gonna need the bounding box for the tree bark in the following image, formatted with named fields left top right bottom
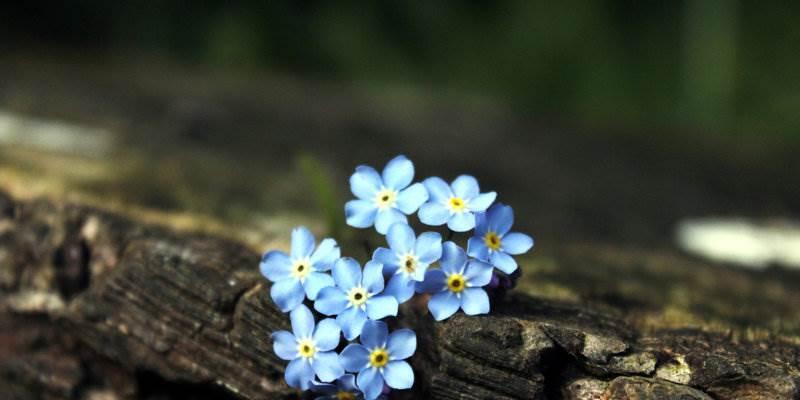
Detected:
left=1, top=191, right=798, bottom=399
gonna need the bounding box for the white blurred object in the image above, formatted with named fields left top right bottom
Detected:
left=675, top=218, right=800, bottom=269
left=0, top=110, right=115, bottom=157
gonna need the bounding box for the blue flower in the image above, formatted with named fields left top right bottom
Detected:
left=419, top=242, right=493, bottom=321
left=271, top=305, right=344, bottom=390
left=260, top=227, right=340, bottom=312
left=314, top=258, right=399, bottom=340
left=310, top=374, right=364, bottom=400
left=344, top=155, right=429, bottom=234
left=339, top=320, right=416, bottom=400
left=467, top=203, right=534, bottom=274
left=372, top=223, right=442, bottom=303
left=418, top=175, right=496, bottom=232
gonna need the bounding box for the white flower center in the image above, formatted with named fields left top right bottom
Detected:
left=397, top=253, right=419, bottom=276
left=297, top=338, right=317, bottom=360
left=347, top=286, right=370, bottom=308
left=290, top=257, right=313, bottom=281
left=374, top=188, right=398, bottom=211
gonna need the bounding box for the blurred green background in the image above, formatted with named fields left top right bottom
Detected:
left=2, top=0, right=800, bottom=338
left=1, top=0, right=798, bottom=252
left=5, top=1, right=800, bottom=137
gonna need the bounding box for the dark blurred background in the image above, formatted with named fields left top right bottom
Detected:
left=0, top=1, right=798, bottom=254
left=6, top=1, right=800, bottom=134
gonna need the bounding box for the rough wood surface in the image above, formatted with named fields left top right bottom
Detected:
left=1, top=190, right=799, bottom=399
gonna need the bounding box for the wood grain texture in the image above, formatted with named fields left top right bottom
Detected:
left=1, top=190, right=798, bottom=399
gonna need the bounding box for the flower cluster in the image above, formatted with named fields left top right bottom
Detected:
left=259, top=155, right=534, bottom=399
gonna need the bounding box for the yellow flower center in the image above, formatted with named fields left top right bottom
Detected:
left=447, top=196, right=467, bottom=213
left=374, top=188, right=398, bottom=210
left=297, top=338, right=316, bottom=359
left=447, top=273, right=466, bottom=293
left=483, top=231, right=502, bottom=251
left=290, top=258, right=312, bottom=280
left=400, top=254, right=418, bottom=274
left=347, top=287, right=369, bottom=307
left=369, top=348, right=389, bottom=368
left=336, top=392, right=356, bottom=400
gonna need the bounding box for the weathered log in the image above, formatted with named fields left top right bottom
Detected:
left=1, top=190, right=799, bottom=399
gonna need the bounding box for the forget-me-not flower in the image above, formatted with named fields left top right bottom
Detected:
left=345, top=155, right=429, bottom=234
left=314, top=258, right=399, bottom=340
left=418, top=175, right=496, bottom=232
left=271, top=305, right=344, bottom=390
left=419, top=241, right=493, bottom=320
left=372, top=223, right=442, bottom=303
left=467, top=203, right=534, bottom=274
left=260, top=227, right=340, bottom=312
left=309, top=374, right=364, bottom=400
left=339, top=320, right=416, bottom=400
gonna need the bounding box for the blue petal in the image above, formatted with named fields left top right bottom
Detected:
left=414, top=231, right=442, bottom=264
left=374, top=208, right=407, bottom=235
left=502, top=232, right=534, bottom=255
left=291, top=227, right=316, bottom=259
left=382, top=361, right=414, bottom=390
left=428, top=291, right=460, bottom=321
left=467, top=192, right=497, bottom=212
left=439, top=241, right=467, bottom=274
left=466, top=236, right=490, bottom=261
left=362, top=260, right=385, bottom=294
left=386, top=329, right=416, bottom=360
left=461, top=288, right=490, bottom=315
left=291, top=304, right=316, bottom=339
left=465, top=260, right=494, bottom=287
left=339, top=344, right=369, bottom=372
left=339, top=374, right=358, bottom=392
left=356, top=367, right=384, bottom=400
left=410, top=262, right=428, bottom=282
left=337, top=306, right=368, bottom=341
left=313, top=351, right=345, bottom=382
left=313, top=318, right=342, bottom=352
left=360, top=320, right=389, bottom=349
left=372, top=247, right=398, bottom=274
left=309, top=380, right=338, bottom=395
left=422, top=177, right=452, bottom=202
left=345, top=200, right=378, bottom=228
left=333, top=257, right=362, bottom=291
left=451, top=175, right=479, bottom=199
left=350, top=166, right=382, bottom=200
left=474, top=211, right=489, bottom=235
left=487, top=203, right=513, bottom=235
left=366, top=295, right=398, bottom=320
left=418, top=269, right=447, bottom=293
left=384, top=274, right=416, bottom=303
left=304, top=272, right=335, bottom=300
left=259, top=250, right=292, bottom=282
left=490, top=251, right=518, bottom=274
left=270, top=278, right=305, bottom=312
left=271, top=330, right=297, bottom=360
left=395, top=182, right=428, bottom=214
left=386, top=223, right=415, bottom=254
left=311, top=238, right=340, bottom=271
left=285, top=357, right=315, bottom=390
left=381, top=155, right=414, bottom=191
left=314, top=287, right=348, bottom=316
left=418, top=202, right=450, bottom=226
left=447, top=212, right=475, bottom=232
